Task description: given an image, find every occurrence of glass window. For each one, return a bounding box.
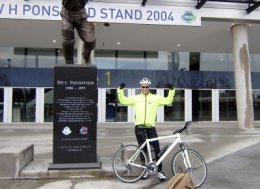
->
[26,55,37,68]
[9,55,25,67]
[117,51,169,70]
[192,90,212,121]
[117,58,146,70]
[0,88,3,122]
[10,48,64,68]
[38,56,57,68]
[190,52,200,71]
[0,59,9,67]
[106,89,127,122]
[250,54,260,72]
[12,88,36,122]
[0,47,13,67]
[145,51,168,70]
[12,48,26,67]
[200,53,233,71]
[95,50,116,69]
[95,50,172,70]
[253,90,260,121]
[44,88,53,122]
[27,48,61,68]
[117,50,146,70]
[95,57,117,69]
[164,90,184,122]
[118,50,144,58]
[168,52,189,71]
[219,90,237,121]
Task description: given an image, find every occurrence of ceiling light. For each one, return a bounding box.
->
[117,41,120,45]
[177,44,180,47]
[52,40,56,43]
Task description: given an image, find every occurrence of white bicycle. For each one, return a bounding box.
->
[112,121,207,188]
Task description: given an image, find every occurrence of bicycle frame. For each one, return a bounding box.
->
[128,133,192,171]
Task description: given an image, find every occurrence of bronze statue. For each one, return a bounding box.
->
[61,0,95,64]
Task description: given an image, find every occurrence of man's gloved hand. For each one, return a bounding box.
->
[119,83,126,89]
[167,84,174,90]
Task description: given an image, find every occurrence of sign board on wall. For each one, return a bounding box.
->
[0,0,201,26]
[0,68,238,89]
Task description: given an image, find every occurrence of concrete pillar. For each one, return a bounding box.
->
[128,89,135,123]
[156,89,164,123]
[231,24,254,129]
[212,90,219,122]
[97,88,102,123]
[100,88,106,123]
[4,87,12,123]
[36,88,44,123]
[185,89,192,122]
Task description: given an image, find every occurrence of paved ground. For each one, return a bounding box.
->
[0,122,260,189]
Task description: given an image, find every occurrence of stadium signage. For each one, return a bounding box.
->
[0,1,201,26]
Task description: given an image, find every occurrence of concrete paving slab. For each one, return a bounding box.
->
[201,142,260,189]
[1,122,260,189]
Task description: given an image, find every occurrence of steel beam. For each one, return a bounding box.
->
[196,0,208,9]
[247,2,260,14]
[142,0,148,7]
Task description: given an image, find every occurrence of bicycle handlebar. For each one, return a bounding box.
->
[173,121,192,134]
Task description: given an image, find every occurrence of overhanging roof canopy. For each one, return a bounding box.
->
[195,0,260,14]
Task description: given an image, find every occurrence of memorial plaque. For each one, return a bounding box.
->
[49,65,100,169]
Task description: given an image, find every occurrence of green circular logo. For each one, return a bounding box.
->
[182,11,196,23]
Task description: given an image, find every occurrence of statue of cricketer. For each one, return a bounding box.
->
[61,0,96,64]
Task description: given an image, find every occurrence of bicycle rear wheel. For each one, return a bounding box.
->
[171,149,207,188]
[112,145,147,183]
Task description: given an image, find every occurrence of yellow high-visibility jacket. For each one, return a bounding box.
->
[117,88,175,127]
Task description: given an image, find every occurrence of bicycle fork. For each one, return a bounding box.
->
[180,144,192,171]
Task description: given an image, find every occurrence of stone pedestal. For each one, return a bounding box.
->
[49,64,101,170]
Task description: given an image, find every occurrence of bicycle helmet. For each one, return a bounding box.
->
[139,78,151,85]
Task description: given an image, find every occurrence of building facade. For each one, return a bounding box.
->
[0,0,260,125]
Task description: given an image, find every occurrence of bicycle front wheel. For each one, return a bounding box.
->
[171,149,207,188]
[112,145,147,183]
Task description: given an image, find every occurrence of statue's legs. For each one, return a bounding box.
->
[61,8,95,64]
[83,39,96,64]
[61,9,75,64]
[62,43,75,64]
[76,14,96,64]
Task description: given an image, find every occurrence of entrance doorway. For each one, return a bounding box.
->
[192,90,212,121]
